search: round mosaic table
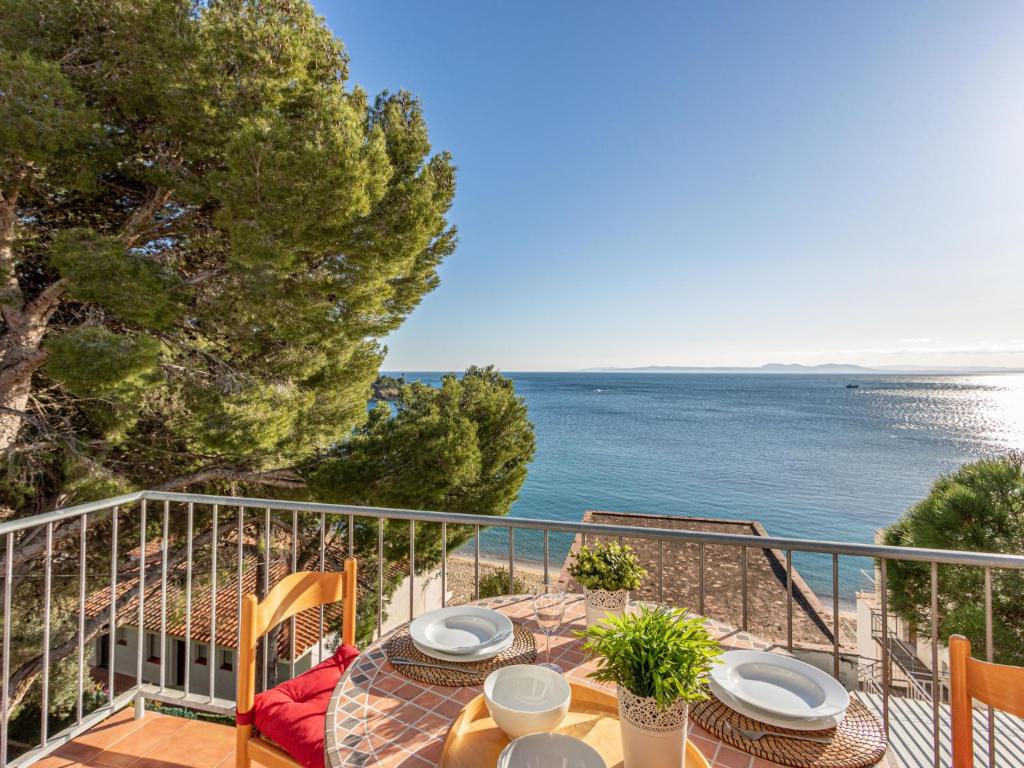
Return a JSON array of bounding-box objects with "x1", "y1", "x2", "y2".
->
[{"x1": 325, "y1": 594, "x2": 892, "y2": 768}]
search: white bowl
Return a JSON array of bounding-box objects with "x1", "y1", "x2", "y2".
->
[
  {"x1": 498, "y1": 733, "x2": 607, "y2": 768},
  {"x1": 484, "y1": 665, "x2": 571, "y2": 740}
]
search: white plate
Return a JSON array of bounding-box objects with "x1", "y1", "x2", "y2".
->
[
  {"x1": 708, "y1": 678, "x2": 844, "y2": 732},
  {"x1": 409, "y1": 606, "x2": 513, "y2": 655},
  {"x1": 498, "y1": 733, "x2": 607, "y2": 768},
  {"x1": 412, "y1": 632, "x2": 513, "y2": 663},
  {"x1": 710, "y1": 650, "x2": 850, "y2": 720}
]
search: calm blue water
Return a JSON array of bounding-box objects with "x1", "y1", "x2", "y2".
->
[{"x1": 390, "y1": 372, "x2": 1024, "y2": 600}]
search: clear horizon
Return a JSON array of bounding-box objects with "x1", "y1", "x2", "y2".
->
[
  {"x1": 319, "y1": 2, "x2": 1024, "y2": 372},
  {"x1": 381, "y1": 364, "x2": 1024, "y2": 374}
]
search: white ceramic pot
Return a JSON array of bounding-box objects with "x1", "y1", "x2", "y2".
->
[
  {"x1": 583, "y1": 588, "x2": 629, "y2": 626},
  {"x1": 617, "y1": 686, "x2": 689, "y2": 768}
]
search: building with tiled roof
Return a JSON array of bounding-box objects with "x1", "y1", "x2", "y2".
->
[{"x1": 87, "y1": 539, "x2": 413, "y2": 701}]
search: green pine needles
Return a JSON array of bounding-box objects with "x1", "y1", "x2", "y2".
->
[
  {"x1": 579, "y1": 605, "x2": 721, "y2": 710},
  {"x1": 568, "y1": 541, "x2": 648, "y2": 592}
]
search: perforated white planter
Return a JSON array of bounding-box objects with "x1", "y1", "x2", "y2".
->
[
  {"x1": 617, "y1": 686, "x2": 689, "y2": 768},
  {"x1": 583, "y1": 588, "x2": 628, "y2": 626}
]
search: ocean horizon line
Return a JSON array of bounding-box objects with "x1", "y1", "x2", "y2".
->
[{"x1": 381, "y1": 365, "x2": 1024, "y2": 376}]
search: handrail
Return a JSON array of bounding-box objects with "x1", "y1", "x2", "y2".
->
[
  {"x1": 0, "y1": 492, "x2": 144, "y2": 536},
  {"x1": 0, "y1": 488, "x2": 1012, "y2": 768},
  {"x1": 4, "y1": 488, "x2": 1022, "y2": 570}
]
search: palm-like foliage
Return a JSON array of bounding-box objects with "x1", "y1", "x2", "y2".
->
[{"x1": 579, "y1": 605, "x2": 721, "y2": 709}]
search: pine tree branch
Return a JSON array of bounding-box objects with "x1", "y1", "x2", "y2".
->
[{"x1": 155, "y1": 467, "x2": 306, "y2": 491}]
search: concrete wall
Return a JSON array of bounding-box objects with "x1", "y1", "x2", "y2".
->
[
  {"x1": 380, "y1": 564, "x2": 446, "y2": 636},
  {"x1": 793, "y1": 648, "x2": 861, "y2": 690},
  {"x1": 855, "y1": 590, "x2": 878, "y2": 664}
]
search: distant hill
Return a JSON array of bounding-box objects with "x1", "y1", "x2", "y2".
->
[{"x1": 577, "y1": 363, "x2": 1019, "y2": 374}]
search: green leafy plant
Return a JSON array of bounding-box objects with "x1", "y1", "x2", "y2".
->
[
  {"x1": 568, "y1": 541, "x2": 647, "y2": 592},
  {"x1": 478, "y1": 568, "x2": 529, "y2": 598},
  {"x1": 579, "y1": 605, "x2": 721, "y2": 710}
]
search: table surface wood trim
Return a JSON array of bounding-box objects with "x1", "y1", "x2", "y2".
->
[{"x1": 325, "y1": 594, "x2": 892, "y2": 768}]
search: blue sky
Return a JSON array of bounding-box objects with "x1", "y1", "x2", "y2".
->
[{"x1": 316, "y1": 2, "x2": 1024, "y2": 371}]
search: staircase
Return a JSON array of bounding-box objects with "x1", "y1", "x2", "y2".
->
[{"x1": 868, "y1": 608, "x2": 940, "y2": 702}]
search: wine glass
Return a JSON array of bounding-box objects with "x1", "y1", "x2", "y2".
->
[{"x1": 532, "y1": 584, "x2": 566, "y2": 672}]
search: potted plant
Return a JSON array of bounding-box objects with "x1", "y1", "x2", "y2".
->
[
  {"x1": 568, "y1": 541, "x2": 647, "y2": 626},
  {"x1": 580, "y1": 606, "x2": 720, "y2": 768}
]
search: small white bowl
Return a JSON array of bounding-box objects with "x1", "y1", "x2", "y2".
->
[
  {"x1": 484, "y1": 665, "x2": 571, "y2": 740},
  {"x1": 498, "y1": 733, "x2": 607, "y2": 768}
]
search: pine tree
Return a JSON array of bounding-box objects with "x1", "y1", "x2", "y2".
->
[
  {"x1": 0, "y1": 0, "x2": 457, "y2": 513},
  {"x1": 0, "y1": 0, "x2": 537, "y2": 732},
  {"x1": 884, "y1": 453, "x2": 1024, "y2": 665}
]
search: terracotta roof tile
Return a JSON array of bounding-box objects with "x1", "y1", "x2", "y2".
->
[{"x1": 86, "y1": 539, "x2": 405, "y2": 659}]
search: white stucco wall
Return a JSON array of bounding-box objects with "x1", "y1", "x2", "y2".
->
[
  {"x1": 94, "y1": 564, "x2": 446, "y2": 702},
  {"x1": 95, "y1": 629, "x2": 311, "y2": 700}
]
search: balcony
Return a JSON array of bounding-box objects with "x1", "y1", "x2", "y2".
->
[{"x1": 2, "y1": 491, "x2": 1024, "y2": 768}]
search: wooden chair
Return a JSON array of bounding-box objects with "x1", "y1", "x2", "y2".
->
[
  {"x1": 949, "y1": 634, "x2": 1024, "y2": 768},
  {"x1": 236, "y1": 559, "x2": 357, "y2": 768}
]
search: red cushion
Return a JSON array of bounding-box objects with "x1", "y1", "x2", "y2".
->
[{"x1": 251, "y1": 644, "x2": 359, "y2": 768}]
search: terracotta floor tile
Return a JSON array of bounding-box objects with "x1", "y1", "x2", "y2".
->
[
  {"x1": 392, "y1": 704, "x2": 426, "y2": 725},
  {"x1": 433, "y1": 698, "x2": 463, "y2": 719},
  {"x1": 393, "y1": 755, "x2": 431, "y2": 768},
  {"x1": 133, "y1": 719, "x2": 234, "y2": 768},
  {"x1": 411, "y1": 738, "x2": 443, "y2": 762},
  {"x1": 407, "y1": 690, "x2": 441, "y2": 711},
  {"x1": 449, "y1": 688, "x2": 478, "y2": 705},
  {"x1": 56, "y1": 708, "x2": 146, "y2": 762},
  {"x1": 392, "y1": 683, "x2": 422, "y2": 702},
  {"x1": 94, "y1": 713, "x2": 190, "y2": 768},
  {"x1": 31, "y1": 756, "x2": 84, "y2": 768}
]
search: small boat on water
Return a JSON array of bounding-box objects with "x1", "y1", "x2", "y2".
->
[{"x1": 845, "y1": 383, "x2": 860, "y2": 388}]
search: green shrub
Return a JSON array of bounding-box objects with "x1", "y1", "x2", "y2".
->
[
  {"x1": 568, "y1": 541, "x2": 647, "y2": 592},
  {"x1": 579, "y1": 605, "x2": 721, "y2": 709},
  {"x1": 478, "y1": 567, "x2": 528, "y2": 598},
  {"x1": 883, "y1": 452, "x2": 1024, "y2": 665}
]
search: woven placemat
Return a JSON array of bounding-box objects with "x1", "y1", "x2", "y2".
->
[
  {"x1": 383, "y1": 622, "x2": 537, "y2": 687},
  {"x1": 691, "y1": 696, "x2": 886, "y2": 768}
]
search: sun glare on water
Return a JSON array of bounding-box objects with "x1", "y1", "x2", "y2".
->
[{"x1": 972, "y1": 374, "x2": 1024, "y2": 451}]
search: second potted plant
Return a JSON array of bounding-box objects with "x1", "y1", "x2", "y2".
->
[
  {"x1": 579, "y1": 605, "x2": 720, "y2": 768},
  {"x1": 568, "y1": 541, "x2": 647, "y2": 626}
]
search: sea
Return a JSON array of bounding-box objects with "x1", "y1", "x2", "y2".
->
[{"x1": 389, "y1": 372, "x2": 1024, "y2": 603}]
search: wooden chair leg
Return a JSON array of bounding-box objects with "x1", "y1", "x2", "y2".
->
[
  {"x1": 236, "y1": 723, "x2": 252, "y2": 768},
  {"x1": 950, "y1": 635, "x2": 974, "y2": 768}
]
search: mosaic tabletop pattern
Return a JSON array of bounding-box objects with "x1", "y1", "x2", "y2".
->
[{"x1": 324, "y1": 594, "x2": 884, "y2": 768}]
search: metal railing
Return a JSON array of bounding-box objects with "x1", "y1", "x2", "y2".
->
[
  {"x1": 869, "y1": 608, "x2": 936, "y2": 703},
  {"x1": 2, "y1": 490, "x2": 1023, "y2": 768}
]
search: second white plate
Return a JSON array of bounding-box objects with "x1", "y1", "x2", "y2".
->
[
  {"x1": 412, "y1": 633, "x2": 514, "y2": 663},
  {"x1": 410, "y1": 606, "x2": 513, "y2": 655},
  {"x1": 708, "y1": 678, "x2": 844, "y2": 732},
  {"x1": 710, "y1": 650, "x2": 850, "y2": 720},
  {"x1": 498, "y1": 733, "x2": 607, "y2": 768}
]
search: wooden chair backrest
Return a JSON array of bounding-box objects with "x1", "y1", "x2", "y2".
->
[
  {"x1": 949, "y1": 634, "x2": 1024, "y2": 768},
  {"x1": 236, "y1": 559, "x2": 357, "y2": 720}
]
